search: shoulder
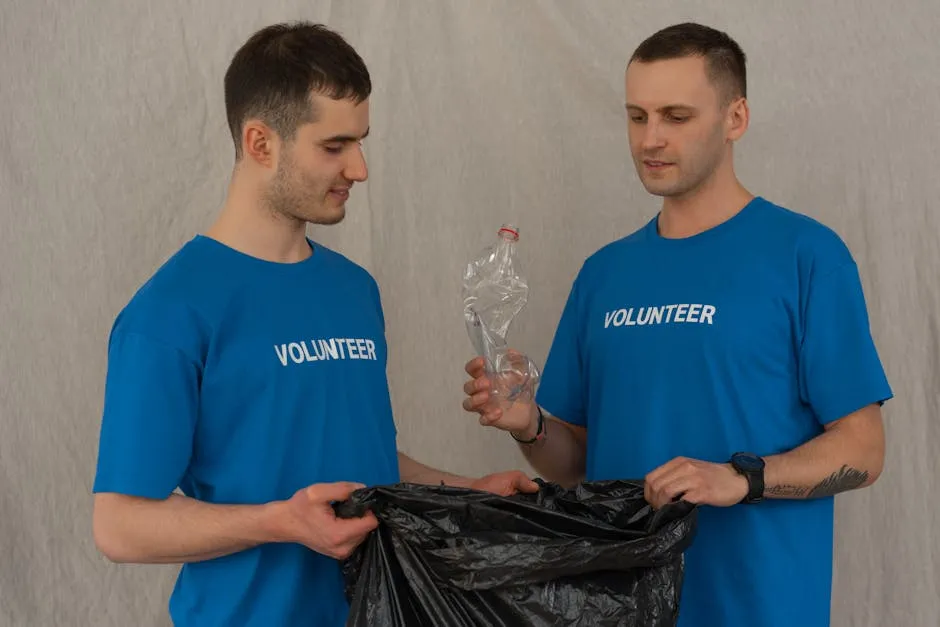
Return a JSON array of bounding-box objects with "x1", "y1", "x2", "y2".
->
[
  {"x1": 750, "y1": 197, "x2": 857, "y2": 278},
  {"x1": 109, "y1": 239, "x2": 215, "y2": 363},
  {"x1": 314, "y1": 241, "x2": 377, "y2": 282},
  {"x1": 313, "y1": 241, "x2": 383, "y2": 299}
]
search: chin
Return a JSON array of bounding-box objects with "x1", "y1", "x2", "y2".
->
[
  {"x1": 640, "y1": 182, "x2": 672, "y2": 197},
  {"x1": 310, "y1": 207, "x2": 346, "y2": 226},
  {"x1": 640, "y1": 178, "x2": 689, "y2": 198}
]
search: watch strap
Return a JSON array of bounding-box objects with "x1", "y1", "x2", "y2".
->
[
  {"x1": 511, "y1": 406, "x2": 545, "y2": 444},
  {"x1": 731, "y1": 453, "x2": 765, "y2": 504}
]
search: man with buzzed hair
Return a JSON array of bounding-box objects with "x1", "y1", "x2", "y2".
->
[{"x1": 463, "y1": 22, "x2": 891, "y2": 627}]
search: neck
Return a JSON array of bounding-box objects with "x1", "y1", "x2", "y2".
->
[
  {"x1": 205, "y1": 168, "x2": 311, "y2": 264},
  {"x1": 658, "y1": 160, "x2": 754, "y2": 239}
]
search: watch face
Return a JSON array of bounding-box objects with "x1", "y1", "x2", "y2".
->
[{"x1": 732, "y1": 453, "x2": 765, "y2": 471}]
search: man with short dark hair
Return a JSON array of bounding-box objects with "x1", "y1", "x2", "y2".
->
[
  {"x1": 91, "y1": 22, "x2": 536, "y2": 627},
  {"x1": 463, "y1": 22, "x2": 891, "y2": 627}
]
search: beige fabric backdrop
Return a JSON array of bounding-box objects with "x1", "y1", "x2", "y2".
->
[{"x1": 1, "y1": 1, "x2": 938, "y2": 625}]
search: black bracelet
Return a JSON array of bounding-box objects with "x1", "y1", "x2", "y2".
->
[{"x1": 511, "y1": 406, "x2": 545, "y2": 444}]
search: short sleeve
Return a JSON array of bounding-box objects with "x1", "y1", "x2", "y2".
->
[
  {"x1": 798, "y1": 261, "x2": 893, "y2": 424},
  {"x1": 536, "y1": 273, "x2": 587, "y2": 426},
  {"x1": 92, "y1": 320, "x2": 202, "y2": 499},
  {"x1": 368, "y1": 275, "x2": 386, "y2": 332}
]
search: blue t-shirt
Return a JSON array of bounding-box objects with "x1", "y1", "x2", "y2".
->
[
  {"x1": 93, "y1": 236, "x2": 400, "y2": 626},
  {"x1": 536, "y1": 197, "x2": 892, "y2": 627}
]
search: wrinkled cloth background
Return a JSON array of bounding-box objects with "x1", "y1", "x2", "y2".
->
[{"x1": 1, "y1": 1, "x2": 937, "y2": 626}]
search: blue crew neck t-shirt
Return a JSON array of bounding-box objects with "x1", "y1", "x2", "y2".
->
[
  {"x1": 93, "y1": 235, "x2": 400, "y2": 626},
  {"x1": 536, "y1": 197, "x2": 892, "y2": 627}
]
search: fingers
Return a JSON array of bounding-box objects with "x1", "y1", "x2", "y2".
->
[
  {"x1": 334, "y1": 510, "x2": 379, "y2": 538},
  {"x1": 504, "y1": 349, "x2": 530, "y2": 367},
  {"x1": 463, "y1": 371, "x2": 494, "y2": 417},
  {"x1": 463, "y1": 392, "x2": 494, "y2": 413},
  {"x1": 501, "y1": 354, "x2": 531, "y2": 378},
  {"x1": 321, "y1": 510, "x2": 379, "y2": 560},
  {"x1": 493, "y1": 371, "x2": 527, "y2": 394},
  {"x1": 650, "y1": 476, "x2": 697, "y2": 508},
  {"x1": 463, "y1": 385, "x2": 496, "y2": 418},
  {"x1": 645, "y1": 458, "x2": 696, "y2": 508},
  {"x1": 463, "y1": 390, "x2": 491, "y2": 410},
  {"x1": 478, "y1": 408, "x2": 503, "y2": 426},
  {"x1": 516, "y1": 477, "x2": 540, "y2": 494},
  {"x1": 465, "y1": 356, "x2": 486, "y2": 376},
  {"x1": 473, "y1": 471, "x2": 540, "y2": 496},
  {"x1": 307, "y1": 481, "x2": 366, "y2": 504},
  {"x1": 645, "y1": 457, "x2": 687, "y2": 486},
  {"x1": 323, "y1": 513, "x2": 378, "y2": 560},
  {"x1": 645, "y1": 458, "x2": 690, "y2": 496},
  {"x1": 463, "y1": 375, "x2": 491, "y2": 396}
]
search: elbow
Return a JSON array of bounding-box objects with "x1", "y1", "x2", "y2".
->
[
  {"x1": 865, "y1": 422, "x2": 886, "y2": 487},
  {"x1": 858, "y1": 438, "x2": 885, "y2": 489},
  {"x1": 861, "y1": 467, "x2": 882, "y2": 489},
  {"x1": 95, "y1": 540, "x2": 133, "y2": 564},
  {"x1": 92, "y1": 495, "x2": 138, "y2": 563},
  {"x1": 831, "y1": 404, "x2": 886, "y2": 489},
  {"x1": 93, "y1": 514, "x2": 130, "y2": 564},
  {"x1": 865, "y1": 451, "x2": 884, "y2": 487}
]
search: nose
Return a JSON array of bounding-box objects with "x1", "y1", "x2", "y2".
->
[
  {"x1": 344, "y1": 144, "x2": 368, "y2": 183},
  {"x1": 640, "y1": 120, "x2": 666, "y2": 152}
]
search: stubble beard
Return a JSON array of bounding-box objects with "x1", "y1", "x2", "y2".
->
[{"x1": 264, "y1": 158, "x2": 345, "y2": 227}]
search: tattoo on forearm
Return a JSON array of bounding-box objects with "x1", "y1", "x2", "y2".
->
[
  {"x1": 765, "y1": 465, "x2": 869, "y2": 499},
  {"x1": 765, "y1": 484, "x2": 809, "y2": 497},
  {"x1": 807, "y1": 465, "x2": 869, "y2": 498}
]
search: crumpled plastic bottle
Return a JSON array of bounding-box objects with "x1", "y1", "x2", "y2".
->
[{"x1": 462, "y1": 223, "x2": 540, "y2": 407}]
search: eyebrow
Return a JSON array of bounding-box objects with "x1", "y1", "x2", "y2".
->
[
  {"x1": 625, "y1": 104, "x2": 697, "y2": 113},
  {"x1": 320, "y1": 127, "x2": 370, "y2": 144}
]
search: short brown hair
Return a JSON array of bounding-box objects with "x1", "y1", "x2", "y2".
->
[
  {"x1": 630, "y1": 22, "x2": 747, "y2": 103},
  {"x1": 224, "y1": 22, "x2": 371, "y2": 159}
]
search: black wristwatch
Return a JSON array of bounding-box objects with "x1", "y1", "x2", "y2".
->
[{"x1": 729, "y1": 452, "x2": 765, "y2": 504}]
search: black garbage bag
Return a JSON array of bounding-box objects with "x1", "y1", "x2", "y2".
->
[{"x1": 334, "y1": 479, "x2": 697, "y2": 627}]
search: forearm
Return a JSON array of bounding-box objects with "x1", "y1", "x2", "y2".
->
[
  {"x1": 93, "y1": 492, "x2": 282, "y2": 564},
  {"x1": 515, "y1": 411, "x2": 587, "y2": 488},
  {"x1": 763, "y1": 408, "x2": 885, "y2": 499},
  {"x1": 397, "y1": 452, "x2": 475, "y2": 488}
]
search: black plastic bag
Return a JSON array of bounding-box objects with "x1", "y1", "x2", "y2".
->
[{"x1": 334, "y1": 479, "x2": 697, "y2": 626}]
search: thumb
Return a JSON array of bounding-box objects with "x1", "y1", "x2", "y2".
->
[
  {"x1": 337, "y1": 510, "x2": 379, "y2": 537},
  {"x1": 506, "y1": 348, "x2": 524, "y2": 360},
  {"x1": 511, "y1": 472, "x2": 540, "y2": 493},
  {"x1": 518, "y1": 478, "x2": 540, "y2": 493},
  {"x1": 307, "y1": 481, "x2": 366, "y2": 504}
]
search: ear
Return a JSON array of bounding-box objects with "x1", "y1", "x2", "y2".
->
[
  {"x1": 242, "y1": 119, "x2": 279, "y2": 169},
  {"x1": 726, "y1": 97, "x2": 749, "y2": 142}
]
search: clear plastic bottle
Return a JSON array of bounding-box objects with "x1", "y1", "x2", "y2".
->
[{"x1": 462, "y1": 223, "x2": 540, "y2": 407}]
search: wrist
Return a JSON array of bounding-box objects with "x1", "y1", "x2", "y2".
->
[
  {"x1": 725, "y1": 464, "x2": 750, "y2": 500},
  {"x1": 729, "y1": 452, "x2": 766, "y2": 504},
  {"x1": 510, "y1": 405, "x2": 543, "y2": 443},
  {"x1": 442, "y1": 474, "x2": 475, "y2": 489},
  {"x1": 258, "y1": 500, "x2": 291, "y2": 544}
]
